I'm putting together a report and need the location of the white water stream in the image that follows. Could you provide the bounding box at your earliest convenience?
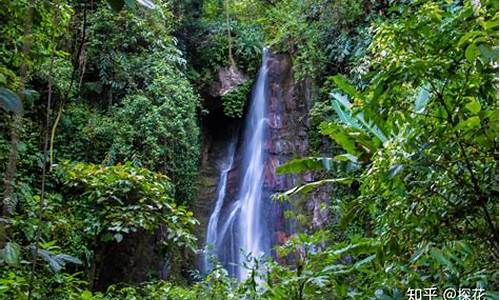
[204,48,271,280]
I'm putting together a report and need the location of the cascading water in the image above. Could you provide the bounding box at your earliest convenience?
[203,48,271,280]
[203,135,237,273]
[235,47,270,279]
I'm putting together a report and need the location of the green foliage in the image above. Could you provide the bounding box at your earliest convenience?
[261,0,326,80]
[277,0,499,297]
[0,242,21,266]
[0,160,199,298]
[57,161,198,248]
[0,0,498,298]
[256,0,371,81]
[55,103,111,163]
[0,0,73,90]
[84,3,181,102]
[97,88,200,203]
[221,80,252,118]
[81,3,201,203]
[189,18,264,93]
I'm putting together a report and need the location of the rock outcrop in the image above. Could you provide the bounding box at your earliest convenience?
[209,65,248,98]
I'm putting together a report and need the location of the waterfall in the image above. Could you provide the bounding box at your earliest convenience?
[204,48,271,280]
[235,48,270,279]
[203,135,237,273]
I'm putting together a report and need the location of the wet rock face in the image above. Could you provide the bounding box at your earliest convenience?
[263,53,311,192]
[194,109,240,248]
[261,54,330,234]
[261,53,315,250]
[264,56,334,265]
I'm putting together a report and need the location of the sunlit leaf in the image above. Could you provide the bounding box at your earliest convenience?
[277,178,353,199]
[465,43,480,63]
[414,85,430,113]
[465,98,481,114]
[331,75,359,98]
[456,116,481,130]
[335,153,357,163]
[276,157,335,174]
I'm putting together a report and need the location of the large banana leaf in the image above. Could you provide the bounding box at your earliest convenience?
[274,178,354,201]
[330,92,388,143]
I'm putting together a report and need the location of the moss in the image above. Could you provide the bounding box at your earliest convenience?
[221,80,252,118]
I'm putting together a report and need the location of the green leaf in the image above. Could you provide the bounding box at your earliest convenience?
[410,244,430,264]
[465,43,480,63]
[276,157,334,174]
[322,124,358,155]
[0,88,23,114]
[456,116,481,130]
[414,85,430,113]
[54,254,82,265]
[465,98,481,114]
[388,164,404,178]
[331,240,378,257]
[81,290,93,300]
[478,44,499,62]
[353,254,376,270]
[277,178,353,199]
[2,242,20,266]
[485,292,499,300]
[335,153,357,163]
[330,93,362,130]
[430,248,457,274]
[35,248,62,272]
[331,75,359,98]
[486,107,499,137]
[330,94,388,143]
[458,31,482,46]
[481,19,499,30]
[34,248,82,273]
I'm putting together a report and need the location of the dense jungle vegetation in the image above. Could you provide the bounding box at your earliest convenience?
[0,0,498,299]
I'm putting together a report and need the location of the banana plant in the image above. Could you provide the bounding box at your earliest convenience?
[275,75,390,199]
